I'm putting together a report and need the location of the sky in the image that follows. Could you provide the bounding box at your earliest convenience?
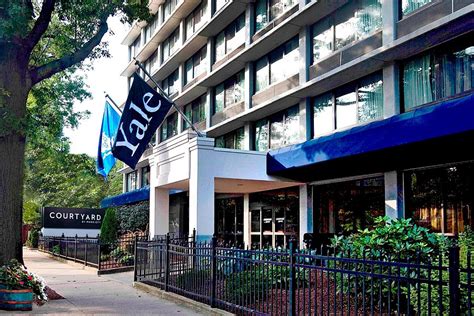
[63,16,130,158]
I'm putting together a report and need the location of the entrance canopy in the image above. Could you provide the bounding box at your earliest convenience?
[267,93,474,182]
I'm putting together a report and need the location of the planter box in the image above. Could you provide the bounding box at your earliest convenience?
[0,288,34,311]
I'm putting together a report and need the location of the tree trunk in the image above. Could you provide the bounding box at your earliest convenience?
[0,41,31,265]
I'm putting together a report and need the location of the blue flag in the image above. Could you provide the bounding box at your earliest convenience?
[112,73,173,169]
[97,101,121,177]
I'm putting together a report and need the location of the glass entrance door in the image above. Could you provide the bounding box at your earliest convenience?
[250,206,298,249]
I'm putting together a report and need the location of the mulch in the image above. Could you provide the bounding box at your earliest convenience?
[35,286,64,305]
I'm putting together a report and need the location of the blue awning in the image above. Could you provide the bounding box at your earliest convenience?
[100,186,150,208]
[267,93,474,182]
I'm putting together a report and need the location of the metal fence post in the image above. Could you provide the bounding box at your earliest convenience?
[133,234,138,282]
[192,228,196,269]
[165,233,170,292]
[74,235,77,262]
[211,235,217,308]
[97,240,102,271]
[449,245,461,316]
[289,238,296,316]
[85,237,88,267]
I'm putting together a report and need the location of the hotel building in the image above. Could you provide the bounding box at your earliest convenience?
[116,0,474,246]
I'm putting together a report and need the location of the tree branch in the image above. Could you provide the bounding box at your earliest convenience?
[30,20,108,85]
[24,0,56,52]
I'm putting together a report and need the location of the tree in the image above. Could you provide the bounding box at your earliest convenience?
[100,208,119,244]
[0,0,150,264]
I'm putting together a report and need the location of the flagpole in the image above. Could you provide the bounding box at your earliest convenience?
[104,92,123,114]
[133,57,204,137]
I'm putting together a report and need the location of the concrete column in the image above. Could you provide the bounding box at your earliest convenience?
[245,2,255,45]
[207,37,214,72]
[244,62,254,109]
[299,26,311,84]
[122,173,127,193]
[205,89,212,129]
[298,0,307,8]
[243,194,250,247]
[299,98,312,142]
[178,62,185,95]
[149,188,170,237]
[382,0,399,45]
[189,137,216,241]
[243,122,251,150]
[179,19,186,46]
[384,171,404,220]
[299,184,310,248]
[383,63,401,118]
[136,168,142,189]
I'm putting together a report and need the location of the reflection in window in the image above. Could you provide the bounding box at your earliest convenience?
[213,70,245,113]
[403,42,474,111]
[126,171,138,192]
[183,94,207,130]
[162,28,179,63]
[313,93,334,137]
[185,0,207,40]
[405,163,474,235]
[163,0,177,21]
[250,187,299,249]
[255,0,297,32]
[215,197,244,245]
[254,105,300,151]
[313,176,385,235]
[214,14,245,62]
[255,37,299,93]
[401,0,432,16]
[141,166,150,187]
[312,0,382,63]
[215,127,245,150]
[184,46,207,85]
[313,72,383,135]
[159,112,178,142]
[162,69,179,96]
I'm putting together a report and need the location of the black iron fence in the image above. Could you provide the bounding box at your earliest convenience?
[135,236,474,315]
[38,233,146,273]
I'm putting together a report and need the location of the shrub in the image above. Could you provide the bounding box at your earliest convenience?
[117,254,134,265]
[100,208,119,244]
[115,201,149,233]
[330,216,451,314]
[52,244,60,255]
[110,247,126,260]
[26,228,39,248]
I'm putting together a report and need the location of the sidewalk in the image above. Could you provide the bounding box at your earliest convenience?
[0,248,203,315]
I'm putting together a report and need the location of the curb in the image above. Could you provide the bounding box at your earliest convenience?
[133,282,233,316]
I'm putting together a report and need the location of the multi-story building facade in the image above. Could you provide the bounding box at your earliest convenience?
[119,0,474,247]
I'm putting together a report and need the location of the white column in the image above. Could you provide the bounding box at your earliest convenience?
[383,63,400,118]
[244,62,254,110]
[382,0,399,45]
[189,137,215,242]
[243,122,252,150]
[384,171,404,220]
[299,26,311,84]
[243,194,250,247]
[122,173,127,193]
[299,98,311,142]
[245,2,255,46]
[299,184,308,248]
[149,188,170,237]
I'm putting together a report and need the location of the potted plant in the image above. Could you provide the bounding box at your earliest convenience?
[0,259,47,311]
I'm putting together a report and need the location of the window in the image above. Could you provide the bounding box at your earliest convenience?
[162,69,179,96]
[184,46,207,85]
[312,72,383,136]
[129,35,142,61]
[183,94,207,130]
[401,0,432,17]
[215,127,245,150]
[126,171,138,192]
[141,166,150,187]
[213,70,245,113]
[405,163,474,235]
[145,51,159,74]
[254,37,299,92]
[254,105,300,151]
[214,14,245,62]
[402,40,474,111]
[312,0,382,63]
[147,13,160,40]
[215,197,244,245]
[163,0,178,22]
[255,0,297,32]
[162,28,179,63]
[250,187,299,249]
[159,112,178,142]
[313,176,385,235]
[185,1,207,40]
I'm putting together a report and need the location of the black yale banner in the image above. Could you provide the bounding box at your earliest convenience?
[42,207,105,229]
[112,73,173,169]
